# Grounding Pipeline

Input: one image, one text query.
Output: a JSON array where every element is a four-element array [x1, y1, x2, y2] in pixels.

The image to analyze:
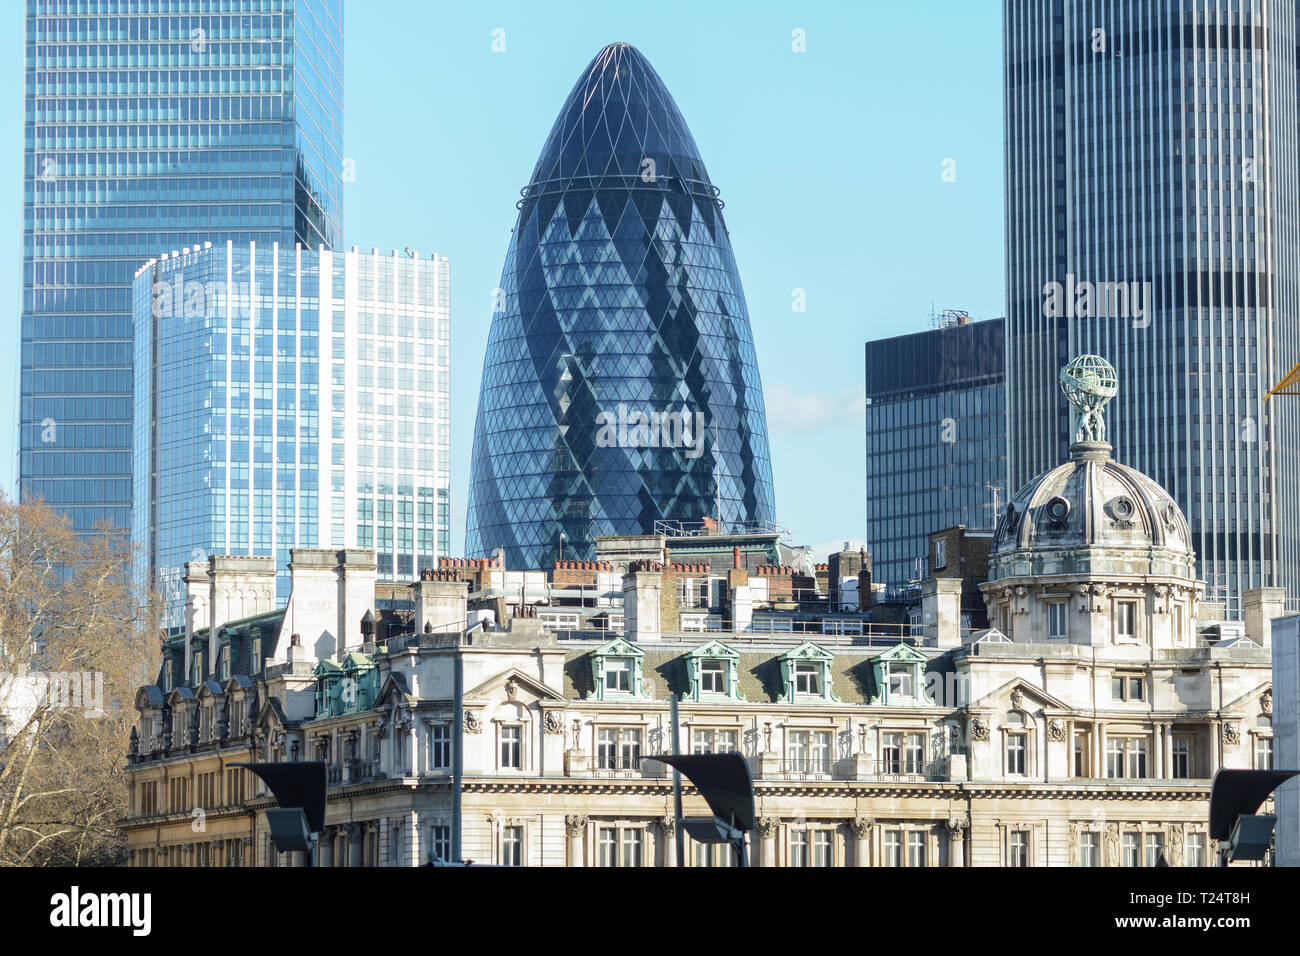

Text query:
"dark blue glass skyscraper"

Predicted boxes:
[[466, 43, 776, 568], [21, 0, 343, 533]]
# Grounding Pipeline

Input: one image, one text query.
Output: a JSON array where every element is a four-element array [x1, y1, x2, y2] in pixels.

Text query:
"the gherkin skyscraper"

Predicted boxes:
[[466, 43, 776, 567]]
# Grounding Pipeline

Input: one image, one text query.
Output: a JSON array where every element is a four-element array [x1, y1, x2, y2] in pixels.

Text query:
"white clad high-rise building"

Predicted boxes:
[[1003, 0, 1300, 613], [133, 242, 452, 624]]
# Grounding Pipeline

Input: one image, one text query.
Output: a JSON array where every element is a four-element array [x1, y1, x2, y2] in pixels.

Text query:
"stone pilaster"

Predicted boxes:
[[565, 814, 588, 866]]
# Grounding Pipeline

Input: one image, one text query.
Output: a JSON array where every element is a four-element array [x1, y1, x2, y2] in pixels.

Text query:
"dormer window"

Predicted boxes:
[[605, 658, 632, 693], [684, 641, 745, 702], [794, 662, 821, 695], [777, 643, 839, 704], [869, 644, 935, 706], [589, 639, 650, 701]]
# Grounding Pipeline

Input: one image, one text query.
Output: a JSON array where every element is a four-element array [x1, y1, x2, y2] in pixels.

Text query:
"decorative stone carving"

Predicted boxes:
[[763, 722, 773, 752], [857, 722, 868, 753], [756, 817, 779, 839], [1047, 719, 1066, 742], [1167, 824, 1184, 867], [945, 815, 967, 834], [848, 817, 873, 838], [1221, 722, 1239, 745], [1045, 495, 1071, 530], [1103, 823, 1120, 867], [1002, 504, 1020, 536], [564, 814, 588, 837], [543, 710, 564, 734], [971, 716, 990, 742], [571, 718, 582, 750], [464, 711, 483, 734], [1261, 690, 1272, 716], [1107, 495, 1136, 529], [1067, 823, 1079, 867], [659, 815, 676, 835], [505, 678, 518, 701], [1010, 688, 1024, 711]]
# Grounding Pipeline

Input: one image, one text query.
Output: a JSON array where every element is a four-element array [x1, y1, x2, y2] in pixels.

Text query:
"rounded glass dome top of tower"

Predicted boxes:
[[466, 43, 776, 567]]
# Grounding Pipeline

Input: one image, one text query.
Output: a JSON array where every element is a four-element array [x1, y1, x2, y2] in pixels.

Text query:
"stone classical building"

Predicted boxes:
[[122, 363, 1280, 866]]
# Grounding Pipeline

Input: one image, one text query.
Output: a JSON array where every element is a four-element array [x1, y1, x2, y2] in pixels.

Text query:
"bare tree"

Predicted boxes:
[[0, 494, 158, 866]]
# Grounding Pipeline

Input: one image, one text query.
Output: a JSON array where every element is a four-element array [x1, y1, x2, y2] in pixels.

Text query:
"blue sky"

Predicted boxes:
[[0, 0, 1005, 562]]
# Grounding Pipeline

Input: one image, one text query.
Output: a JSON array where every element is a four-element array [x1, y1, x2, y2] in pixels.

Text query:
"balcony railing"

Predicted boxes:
[[592, 757, 658, 778], [875, 759, 934, 781], [780, 757, 835, 778]]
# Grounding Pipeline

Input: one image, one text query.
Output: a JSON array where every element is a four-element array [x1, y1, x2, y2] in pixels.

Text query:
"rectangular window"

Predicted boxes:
[[430, 825, 451, 864], [621, 828, 642, 867], [794, 661, 821, 695], [1008, 830, 1029, 867], [906, 831, 926, 868], [1256, 736, 1273, 770], [500, 725, 521, 769], [1111, 672, 1145, 701], [619, 729, 642, 769], [1006, 733, 1027, 775], [692, 728, 739, 755], [597, 728, 617, 769], [887, 662, 913, 697], [883, 830, 903, 867], [1186, 833, 1206, 867], [501, 826, 523, 866], [787, 730, 809, 772], [1143, 832, 1166, 867], [1080, 831, 1099, 867], [813, 830, 833, 867], [700, 659, 726, 694], [428, 724, 450, 769], [604, 658, 631, 693], [1073, 733, 1089, 777], [1171, 737, 1191, 778], [789, 829, 809, 867], [1047, 601, 1067, 639], [1122, 832, 1140, 867], [1116, 601, 1138, 641]]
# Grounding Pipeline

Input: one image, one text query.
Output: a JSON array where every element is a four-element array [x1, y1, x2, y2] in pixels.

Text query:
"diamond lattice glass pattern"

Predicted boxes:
[[466, 44, 775, 567]]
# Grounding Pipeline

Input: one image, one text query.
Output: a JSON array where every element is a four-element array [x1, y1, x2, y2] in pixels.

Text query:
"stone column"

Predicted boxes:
[[660, 815, 677, 867], [1095, 720, 1107, 777], [946, 815, 968, 867], [757, 817, 779, 867], [347, 821, 364, 867], [407, 722, 419, 777], [319, 827, 334, 867], [1153, 723, 1164, 779], [565, 814, 588, 867], [847, 817, 873, 867]]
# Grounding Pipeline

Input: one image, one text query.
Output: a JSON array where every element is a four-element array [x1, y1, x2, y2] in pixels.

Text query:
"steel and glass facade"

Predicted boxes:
[[466, 43, 776, 568], [865, 319, 1007, 587], [22, 0, 343, 535], [1004, 1, 1300, 610], [134, 243, 451, 622]]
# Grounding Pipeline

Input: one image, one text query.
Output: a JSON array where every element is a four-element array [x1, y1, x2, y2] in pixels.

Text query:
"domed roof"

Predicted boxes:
[[990, 441, 1196, 580]]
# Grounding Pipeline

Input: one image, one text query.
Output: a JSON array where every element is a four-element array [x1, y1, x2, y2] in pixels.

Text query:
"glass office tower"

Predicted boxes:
[[22, 0, 343, 534], [466, 43, 776, 568], [865, 318, 1007, 587], [134, 243, 451, 623], [1004, 1, 1300, 611]]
